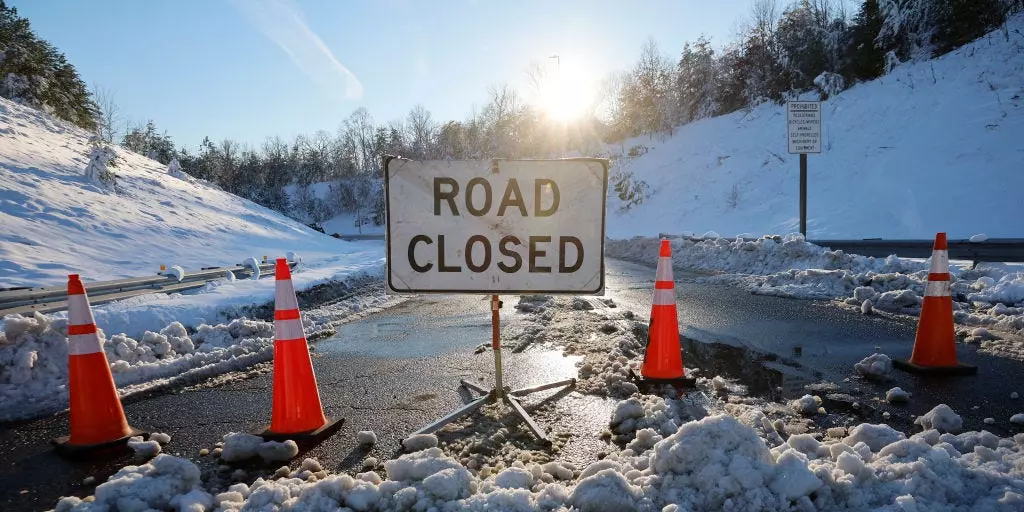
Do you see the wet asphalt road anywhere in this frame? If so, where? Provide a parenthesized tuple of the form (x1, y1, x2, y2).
(3, 258, 1024, 510)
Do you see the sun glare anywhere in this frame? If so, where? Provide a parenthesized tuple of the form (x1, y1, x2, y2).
(540, 60, 594, 122)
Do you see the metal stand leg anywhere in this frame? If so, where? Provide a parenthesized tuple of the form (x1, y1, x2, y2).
(410, 295, 576, 443)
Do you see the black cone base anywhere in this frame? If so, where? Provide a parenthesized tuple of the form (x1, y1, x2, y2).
(893, 359, 977, 375)
(257, 417, 344, 442)
(53, 426, 148, 456)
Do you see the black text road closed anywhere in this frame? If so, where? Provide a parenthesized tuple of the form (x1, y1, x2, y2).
(384, 158, 609, 294)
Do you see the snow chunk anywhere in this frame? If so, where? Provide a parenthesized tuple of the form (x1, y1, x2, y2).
(422, 467, 473, 501)
(886, 386, 912, 403)
(220, 432, 263, 462)
(791, 394, 822, 415)
(88, 454, 202, 510)
(258, 440, 298, 462)
(166, 265, 185, 282)
(569, 468, 640, 512)
(650, 415, 785, 509)
(494, 467, 533, 489)
(402, 433, 438, 452)
(170, 488, 214, 512)
(915, 404, 963, 433)
(243, 257, 261, 280)
(149, 432, 171, 444)
(357, 430, 377, 445)
(770, 449, 822, 500)
(843, 423, 906, 452)
(970, 234, 989, 242)
(854, 353, 892, 378)
(1010, 413, 1024, 424)
(128, 436, 162, 458)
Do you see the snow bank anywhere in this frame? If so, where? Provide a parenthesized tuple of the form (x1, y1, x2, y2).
(607, 235, 1024, 343)
(0, 95, 380, 289)
(0, 314, 277, 421)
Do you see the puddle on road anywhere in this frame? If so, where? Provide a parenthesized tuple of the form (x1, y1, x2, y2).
(682, 336, 823, 404)
(317, 311, 492, 358)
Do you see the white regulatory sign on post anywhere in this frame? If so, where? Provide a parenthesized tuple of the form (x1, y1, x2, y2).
(787, 101, 821, 154)
(385, 158, 609, 294)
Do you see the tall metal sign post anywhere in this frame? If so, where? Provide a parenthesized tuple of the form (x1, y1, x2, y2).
(787, 101, 822, 237)
(384, 157, 609, 443)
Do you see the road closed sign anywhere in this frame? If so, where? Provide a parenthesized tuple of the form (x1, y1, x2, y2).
(384, 158, 609, 294)
(788, 101, 821, 154)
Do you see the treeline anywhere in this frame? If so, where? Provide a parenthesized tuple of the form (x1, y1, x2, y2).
(604, 0, 1022, 139)
(0, 1, 95, 129)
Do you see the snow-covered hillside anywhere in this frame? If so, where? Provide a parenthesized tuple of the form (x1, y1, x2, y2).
(0, 98, 355, 289)
(607, 15, 1024, 239)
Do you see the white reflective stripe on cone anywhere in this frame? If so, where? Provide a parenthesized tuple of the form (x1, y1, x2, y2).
(275, 318, 306, 341)
(924, 280, 952, 297)
(68, 333, 103, 355)
(67, 294, 95, 326)
(929, 250, 949, 274)
(655, 257, 673, 282)
(653, 289, 675, 306)
(275, 281, 299, 311)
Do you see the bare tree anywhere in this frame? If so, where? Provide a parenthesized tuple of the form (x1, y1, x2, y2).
(406, 104, 435, 159)
(91, 85, 120, 143)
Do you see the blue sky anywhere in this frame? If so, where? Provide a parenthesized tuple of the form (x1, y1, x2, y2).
(12, 0, 746, 149)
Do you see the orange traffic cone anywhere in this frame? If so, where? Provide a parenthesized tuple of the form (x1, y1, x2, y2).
(53, 275, 145, 453)
(630, 240, 696, 391)
(259, 258, 343, 440)
(894, 233, 977, 375)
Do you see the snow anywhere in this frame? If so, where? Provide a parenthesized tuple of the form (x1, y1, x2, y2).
(219, 432, 298, 463)
(791, 394, 823, 415)
(1011, 414, 1024, 424)
(258, 440, 299, 463)
(854, 353, 893, 379)
(915, 404, 964, 433)
(58, 454, 206, 511)
(167, 265, 185, 282)
(605, 15, 1024, 241)
(970, 234, 990, 243)
(127, 436, 162, 458)
(220, 432, 264, 463)
(357, 430, 378, 445)
(886, 387, 912, 403)
(843, 423, 906, 452)
(402, 433, 439, 452)
(0, 96, 377, 290)
(150, 432, 171, 445)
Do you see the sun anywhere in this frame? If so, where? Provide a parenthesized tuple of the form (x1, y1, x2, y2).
(540, 60, 594, 122)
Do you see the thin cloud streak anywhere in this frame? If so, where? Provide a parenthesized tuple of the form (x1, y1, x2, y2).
(232, 0, 363, 102)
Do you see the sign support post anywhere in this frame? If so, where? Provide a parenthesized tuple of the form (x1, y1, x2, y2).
(387, 157, 609, 444)
(787, 101, 822, 238)
(800, 153, 808, 237)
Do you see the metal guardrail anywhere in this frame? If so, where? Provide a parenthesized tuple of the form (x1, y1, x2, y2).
(0, 261, 288, 317)
(331, 233, 385, 241)
(811, 239, 1024, 262)
(656, 233, 1024, 263)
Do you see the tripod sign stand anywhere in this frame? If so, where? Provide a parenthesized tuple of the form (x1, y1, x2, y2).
(411, 295, 576, 444)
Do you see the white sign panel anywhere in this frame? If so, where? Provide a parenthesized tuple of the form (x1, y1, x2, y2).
(385, 158, 608, 294)
(788, 101, 821, 154)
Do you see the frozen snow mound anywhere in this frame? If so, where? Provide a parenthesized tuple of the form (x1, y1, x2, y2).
(0, 96, 347, 289)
